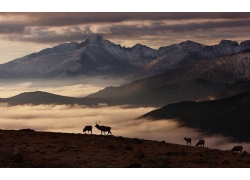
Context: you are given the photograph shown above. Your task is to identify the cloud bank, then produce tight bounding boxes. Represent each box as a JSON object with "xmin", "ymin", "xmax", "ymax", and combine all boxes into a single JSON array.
[
  {"xmin": 0, "ymin": 82, "xmax": 104, "ymax": 98},
  {"xmin": 1, "ymin": 12, "xmax": 250, "ymax": 46},
  {"xmin": 0, "ymin": 77, "xmax": 127, "ymax": 98},
  {"xmin": 0, "ymin": 103, "xmax": 249, "ymax": 152}
]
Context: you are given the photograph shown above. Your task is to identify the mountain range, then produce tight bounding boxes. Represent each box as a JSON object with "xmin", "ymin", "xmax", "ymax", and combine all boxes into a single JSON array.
[
  {"xmin": 133, "ymin": 40, "xmax": 250, "ymax": 80},
  {"xmin": 87, "ymin": 51, "xmax": 250, "ymax": 106},
  {"xmin": 1, "ymin": 36, "xmax": 250, "ymax": 81},
  {"xmin": 0, "ymin": 36, "xmax": 157, "ymax": 79},
  {"xmin": 1, "ymin": 36, "xmax": 250, "ymax": 107}
]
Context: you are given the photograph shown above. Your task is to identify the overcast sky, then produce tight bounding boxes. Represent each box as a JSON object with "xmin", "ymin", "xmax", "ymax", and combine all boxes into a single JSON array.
[{"xmin": 0, "ymin": 2, "xmax": 250, "ymax": 64}]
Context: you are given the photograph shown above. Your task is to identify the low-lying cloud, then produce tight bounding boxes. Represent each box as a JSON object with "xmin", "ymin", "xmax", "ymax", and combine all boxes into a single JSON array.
[
  {"xmin": 0, "ymin": 80, "xmax": 114, "ymax": 98},
  {"xmin": 0, "ymin": 103, "xmax": 249, "ymax": 152},
  {"xmin": 0, "ymin": 77, "xmax": 129, "ymax": 98}
]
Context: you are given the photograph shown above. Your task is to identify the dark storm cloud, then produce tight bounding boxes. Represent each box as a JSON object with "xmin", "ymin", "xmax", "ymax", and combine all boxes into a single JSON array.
[
  {"xmin": 1, "ymin": 12, "xmax": 250, "ymax": 46},
  {"xmin": 110, "ymin": 18, "xmax": 250, "ymax": 34},
  {"xmin": 19, "ymin": 33, "xmax": 92, "ymax": 44},
  {"xmin": 0, "ymin": 24, "xmax": 25, "ymax": 34},
  {"xmin": 4, "ymin": 17, "xmax": 250, "ymax": 45},
  {"xmin": 1, "ymin": 12, "xmax": 250, "ymax": 26}
]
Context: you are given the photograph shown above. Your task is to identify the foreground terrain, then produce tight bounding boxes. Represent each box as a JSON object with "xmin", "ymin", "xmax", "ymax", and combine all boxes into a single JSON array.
[{"xmin": 0, "ymin": 129, "xmax": 250, "ymax": 168}]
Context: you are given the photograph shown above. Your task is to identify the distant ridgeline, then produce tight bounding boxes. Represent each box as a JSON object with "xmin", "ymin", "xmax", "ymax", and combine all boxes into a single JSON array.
[
  {"xmin": 88, "ymin": 52, "xmax": 250, "ymax": 107},
  {"xmin": 139, "ymin": 91, "xmax": 250, "ymax": 142}
]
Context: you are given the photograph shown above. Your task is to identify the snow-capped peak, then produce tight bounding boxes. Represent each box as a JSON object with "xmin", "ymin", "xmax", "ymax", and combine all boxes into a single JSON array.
[{"xmin": 87, "ymin": 35, "xmax": 103, "ymax": 44}]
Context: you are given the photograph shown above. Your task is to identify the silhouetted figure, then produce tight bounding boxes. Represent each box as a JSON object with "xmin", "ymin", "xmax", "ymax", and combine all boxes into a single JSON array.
[
  {"xmin": 196, "ymin": 140, "xmax": 205, "ymax": 147},
  {"xmin": 184, "ymin": 137, "xmax": 191, "ymax": 146},
  {"xmin": 83, "ymin": 126, "xmax": 92, "ymax": 134},
  {"xmin": 232, "ymin": 146, "xmax": 243, "ymax": 153},
  {"xmin": 95, "ymin": 121, "xmax": 112, "ymax": 135}
]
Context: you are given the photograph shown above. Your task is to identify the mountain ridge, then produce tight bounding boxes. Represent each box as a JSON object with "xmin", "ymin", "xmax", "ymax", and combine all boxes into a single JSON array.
[
  {"xmin": 132, "ymin": 39, "xmax": 250, "ymax": 80},
  {"xmin": 87, "ymin": 52, "xmax": 250, "ymax": 106},
  {"xmin": 1, "ymin": 36, "xmax": 250, "ymax": 81},
  {"xmin": 0, "ymin": 35, "xmax": 158, "ymax": 79},
  {"xmin": 139, "ymin": 90, "xmax": 250, "ymax": 142}
]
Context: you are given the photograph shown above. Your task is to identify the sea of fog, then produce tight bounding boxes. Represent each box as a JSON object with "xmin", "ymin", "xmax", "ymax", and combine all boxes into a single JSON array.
[
  {"xmin": 0, "ymin": 103, "xmax": 249, "ymax": 152},
  {"xmin": 0, "ymin": 81, "xmax": 249, "ymax": 152}
]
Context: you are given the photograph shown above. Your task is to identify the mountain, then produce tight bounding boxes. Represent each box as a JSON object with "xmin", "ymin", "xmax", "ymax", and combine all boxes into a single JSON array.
[
  {"xmin": 0, "ymin": 35, "xmax": 157, "ymax": 79},
  {"xmin": 0, "ymin": 91, "xmax": 110, "ymax": 106},
  {"xmin": 87, "ymin": 78, "xmax": 225, "ymax": 107},
  {"xmin": 1, "ymin": 36, "xmax": 250, "ymax": 81},
  {"xmin": 139, "ymin": 91, "xmax": 250, "ymax": 142},
  {"xmin": 87, "ymin": 52, "xmax": 250, "ymax": 106},
  {"xmin": 132, "ymin": 40, "xmax": 250, "ymax": 80}
]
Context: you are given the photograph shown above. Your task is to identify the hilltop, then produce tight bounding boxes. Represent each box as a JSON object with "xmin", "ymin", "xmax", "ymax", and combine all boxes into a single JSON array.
[{"xmin": 0, "ymin": 129, "xmax": 250, "ymax": 168}]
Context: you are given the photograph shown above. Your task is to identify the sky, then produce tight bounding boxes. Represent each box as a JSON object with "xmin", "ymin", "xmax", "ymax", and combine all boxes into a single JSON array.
[{"xmin": 0, "ymin": 1, "xmax": 250, "ymax": 64}]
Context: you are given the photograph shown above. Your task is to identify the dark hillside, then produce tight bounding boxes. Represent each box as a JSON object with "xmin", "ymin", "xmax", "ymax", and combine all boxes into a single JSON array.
[{"xmin": 140, "ymin": 91, "xmax": 250, "ymax": 142}]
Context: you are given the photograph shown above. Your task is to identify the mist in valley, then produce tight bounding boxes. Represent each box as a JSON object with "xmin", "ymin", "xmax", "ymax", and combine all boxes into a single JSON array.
[
  {"xmin": 0, "ymin": 77, "xmax": 127, "ymax": 98},
  {"xmin": 0, "ymin": 102, "xmax": 249, "ymax": 152}
]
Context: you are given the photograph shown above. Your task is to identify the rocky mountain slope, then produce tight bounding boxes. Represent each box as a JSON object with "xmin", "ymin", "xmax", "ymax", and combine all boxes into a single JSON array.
[
  {"xmin": 0, "ymin": 36, "xmax": 157, "ymax": 79},
  {"xmin": 0, "ymin": 129, "xmax": 249, "ymax": 168},
  {"xmin": 87, "ymin": 52, "xmax": 250, "ymax": 106},
  {"xmin": 140, "ymin": 91, "xmax": 250, "ymax": 142},
  {"xmin": 1, "ymin": 36, "xmax": 250, "ymax": 81},
  {"xmin": 133, "ymin": 40, "xmax": 250, "ymax": 80},
  {"xmin": 3, "ymin": 52, "xmax": 250, "ymax": 107}
]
